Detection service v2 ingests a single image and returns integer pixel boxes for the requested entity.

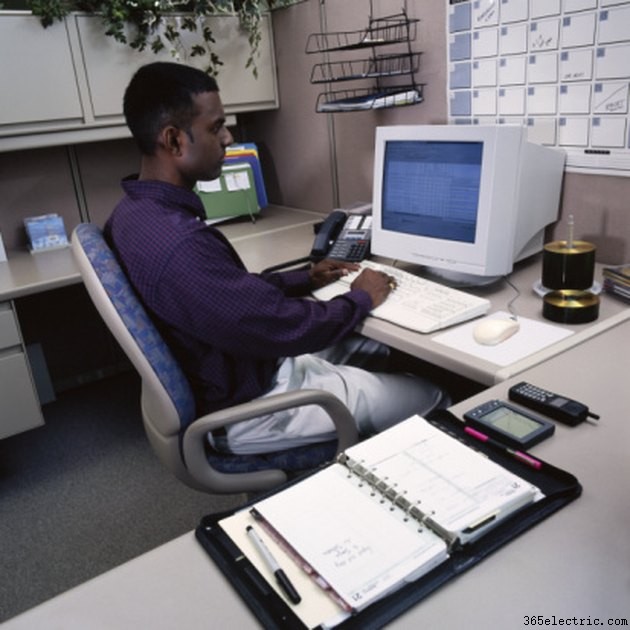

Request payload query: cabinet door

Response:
[0,12,278,150]
[0,352,44,439]
[0,15,84,127]
[205,15,278,113]
[75,14,278,120]
[0,308,21,348]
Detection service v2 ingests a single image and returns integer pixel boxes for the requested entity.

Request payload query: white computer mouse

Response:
[473,318,520,346]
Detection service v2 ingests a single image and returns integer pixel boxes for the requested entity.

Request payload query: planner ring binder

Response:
[337,452,459,550]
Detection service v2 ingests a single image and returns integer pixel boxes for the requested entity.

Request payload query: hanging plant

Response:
[27,0,305,76]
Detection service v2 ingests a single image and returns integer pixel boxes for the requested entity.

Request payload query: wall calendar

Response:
[447,0,630,176]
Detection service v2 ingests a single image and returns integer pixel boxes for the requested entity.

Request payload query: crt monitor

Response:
[371,124,566,285]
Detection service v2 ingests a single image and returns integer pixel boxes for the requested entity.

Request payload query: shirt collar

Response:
[121,176,207,220]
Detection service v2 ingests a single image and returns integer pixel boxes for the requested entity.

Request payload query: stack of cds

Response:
[541,239,600,323]
[603,265,630,303]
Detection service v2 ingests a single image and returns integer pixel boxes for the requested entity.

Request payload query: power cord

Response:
[261,256,313,274]
[503,275,521,319]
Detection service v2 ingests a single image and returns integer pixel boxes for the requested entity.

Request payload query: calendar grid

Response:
[447,0,630,176]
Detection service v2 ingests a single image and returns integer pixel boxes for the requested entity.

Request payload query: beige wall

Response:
[243,0,630,264]
[0,0,628,263]
[0,147,80,250]
[0,139,138,250]
[241,0,449,212]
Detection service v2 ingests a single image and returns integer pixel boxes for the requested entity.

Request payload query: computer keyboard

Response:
[313,260,490,333]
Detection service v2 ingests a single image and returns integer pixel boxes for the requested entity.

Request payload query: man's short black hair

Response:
[123,62,219,155]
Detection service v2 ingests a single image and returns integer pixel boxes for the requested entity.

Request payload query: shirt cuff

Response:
[338,288,373,314]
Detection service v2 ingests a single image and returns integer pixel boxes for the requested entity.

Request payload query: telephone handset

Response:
[310,209,372,262]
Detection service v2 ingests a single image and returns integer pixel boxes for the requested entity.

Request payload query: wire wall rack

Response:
[306,4,423,113]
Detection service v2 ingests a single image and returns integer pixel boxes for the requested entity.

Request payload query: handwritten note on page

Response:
[252,463,448,613]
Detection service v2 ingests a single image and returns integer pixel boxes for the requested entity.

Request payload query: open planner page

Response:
[252,462,449,613]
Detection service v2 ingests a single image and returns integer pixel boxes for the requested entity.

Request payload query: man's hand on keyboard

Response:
[351,268,396,308]
[309,259,360,289]
[311,259,490,333]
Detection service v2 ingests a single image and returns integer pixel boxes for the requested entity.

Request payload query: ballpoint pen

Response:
[464,425,543,470]
[246,524,302,604]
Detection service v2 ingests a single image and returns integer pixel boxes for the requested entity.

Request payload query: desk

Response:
[357,258,630,386]
[0,247,83,438]
[0,206,324,439]
[4,318,628,629]
[0,205,325,302]
[1,204,628,437]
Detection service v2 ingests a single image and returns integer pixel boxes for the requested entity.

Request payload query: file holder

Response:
[195,163,259,223]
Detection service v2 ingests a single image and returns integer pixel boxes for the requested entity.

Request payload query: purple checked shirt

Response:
[104,178,373,415]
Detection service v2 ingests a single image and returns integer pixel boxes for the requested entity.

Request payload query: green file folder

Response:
[195,162,259,222]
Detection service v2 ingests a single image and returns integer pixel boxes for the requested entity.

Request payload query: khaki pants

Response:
[214,336,447,455]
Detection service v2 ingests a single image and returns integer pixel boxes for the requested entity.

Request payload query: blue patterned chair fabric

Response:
[75,223,336,474]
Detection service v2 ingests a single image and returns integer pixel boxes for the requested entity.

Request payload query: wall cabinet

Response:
[0,302,44,439]
[0,12,279,151]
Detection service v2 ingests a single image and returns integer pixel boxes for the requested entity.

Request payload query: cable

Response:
[261,256,312,274]
[503,275,521,319]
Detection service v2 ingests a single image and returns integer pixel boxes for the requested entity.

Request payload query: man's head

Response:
[124,62,233,187]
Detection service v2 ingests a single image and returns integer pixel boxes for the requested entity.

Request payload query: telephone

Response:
[310,209,372,262]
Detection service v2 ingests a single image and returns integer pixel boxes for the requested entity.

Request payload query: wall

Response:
[240,0,448,213]
[0,139,139,251]
[241,0,630,264]
[0,0,628,263]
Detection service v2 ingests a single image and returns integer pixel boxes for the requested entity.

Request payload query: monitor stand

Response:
[424,266,502,288]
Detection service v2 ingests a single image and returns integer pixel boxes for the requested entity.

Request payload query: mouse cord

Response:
[503,275,521,320]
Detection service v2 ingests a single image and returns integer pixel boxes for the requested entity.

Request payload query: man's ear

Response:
[158,126,184,156]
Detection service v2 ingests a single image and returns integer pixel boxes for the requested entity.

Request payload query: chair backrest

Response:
[71,223,200,487]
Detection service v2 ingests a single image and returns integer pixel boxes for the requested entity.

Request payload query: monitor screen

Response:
[381,140,483,244]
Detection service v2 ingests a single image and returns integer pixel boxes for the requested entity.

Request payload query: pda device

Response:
[464,399,555,450]
[508,381,599,426]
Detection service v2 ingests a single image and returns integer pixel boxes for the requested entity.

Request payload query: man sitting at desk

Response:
[105,62,447,455]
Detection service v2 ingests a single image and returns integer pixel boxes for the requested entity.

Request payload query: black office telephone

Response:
[310,209,372,262]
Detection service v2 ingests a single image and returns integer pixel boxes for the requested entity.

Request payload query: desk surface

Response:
[357,257,629,385]
[0,206,322,301]
[4,319,629,629]
[2,205,629,628]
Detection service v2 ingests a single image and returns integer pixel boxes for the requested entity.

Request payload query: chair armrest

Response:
[181,389,358,494]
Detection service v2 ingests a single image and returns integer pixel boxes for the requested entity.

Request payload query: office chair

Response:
[71,223,359,495]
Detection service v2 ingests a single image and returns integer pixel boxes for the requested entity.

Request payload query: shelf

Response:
[305,13,418,54]
[316,85,423,113]
[310,52,421,84]
[307,6,422,114]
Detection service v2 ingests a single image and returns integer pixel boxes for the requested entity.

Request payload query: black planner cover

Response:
[195,409,582,630]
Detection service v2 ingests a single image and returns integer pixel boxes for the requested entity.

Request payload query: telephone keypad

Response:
[329,239,370,262]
